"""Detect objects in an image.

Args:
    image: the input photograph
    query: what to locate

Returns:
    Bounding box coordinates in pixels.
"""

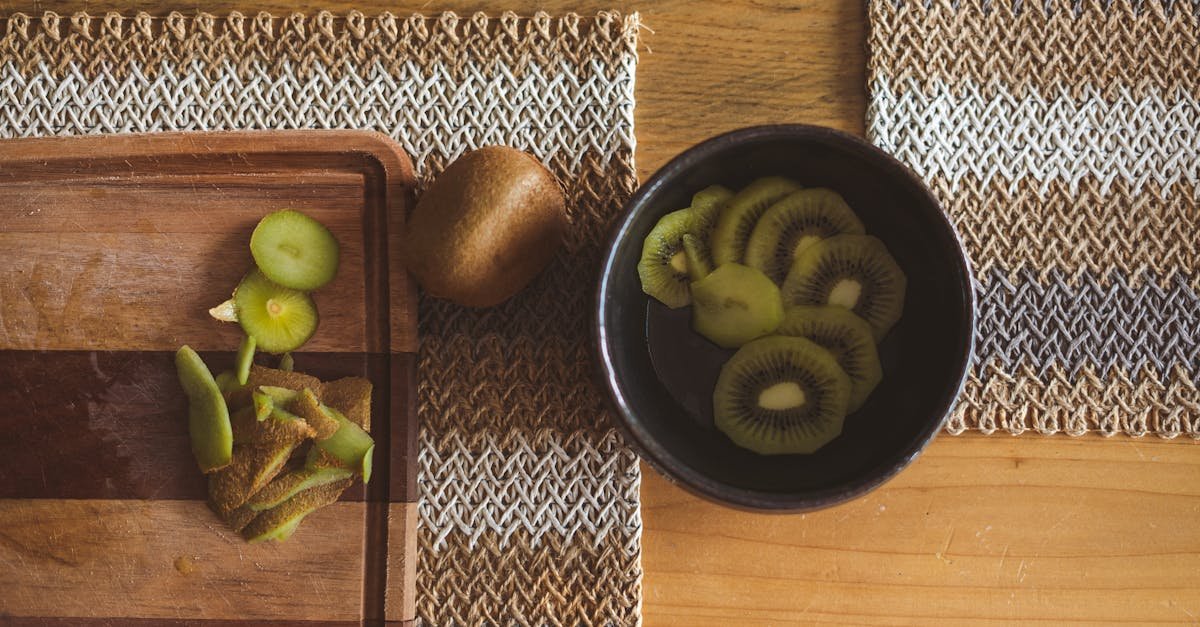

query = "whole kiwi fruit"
[402,146,568,307]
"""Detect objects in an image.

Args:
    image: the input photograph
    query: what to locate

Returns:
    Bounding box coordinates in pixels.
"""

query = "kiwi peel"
[241,478,354,543]
[320,377,373,431]
[288,388,341,439]
[245,466,354,512]
[175,346,233,473]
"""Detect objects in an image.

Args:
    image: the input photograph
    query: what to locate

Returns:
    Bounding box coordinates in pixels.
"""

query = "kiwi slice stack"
[637,178,907,455]
[211,208,341,356]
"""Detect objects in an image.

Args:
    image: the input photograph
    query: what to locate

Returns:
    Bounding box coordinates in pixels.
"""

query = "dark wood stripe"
[0,349,405,501]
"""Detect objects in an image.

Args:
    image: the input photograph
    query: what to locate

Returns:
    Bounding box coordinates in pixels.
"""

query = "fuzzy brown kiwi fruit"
[402,146,567,307]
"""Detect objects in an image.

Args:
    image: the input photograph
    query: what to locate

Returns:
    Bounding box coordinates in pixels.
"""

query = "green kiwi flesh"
[234,270,319,354]
[685,185,734,271]
[744,188,865,285]
[781,235,907,341]
[680,233,711,282]
[690,263,784,349]
[235,335,256,385]
[250,209,340,291]
[175,346,233,473]
[713,335,851,455]
[776,306,882,412]
[710,177,802,266]
[309,406,375,480]
[638,209,693,308]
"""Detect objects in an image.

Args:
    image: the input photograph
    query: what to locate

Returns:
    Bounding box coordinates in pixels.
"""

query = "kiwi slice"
[250,209,340,291]
[690,263,784,349]
[777,306,882,412]
[714,335,851,455]
[233,270,319,354]
[711,177,802,266]
[241,478,353,543]
[175,346,233,473]
[235,335,256,385]
[681,234,711,282]
[782,235,907,341]
[685,185,734,271]
[638,209,693,308]
[744,188,865,285]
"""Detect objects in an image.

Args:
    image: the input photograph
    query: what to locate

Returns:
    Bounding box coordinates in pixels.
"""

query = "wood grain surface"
[2,2,1198,625]
[0,131,419,625]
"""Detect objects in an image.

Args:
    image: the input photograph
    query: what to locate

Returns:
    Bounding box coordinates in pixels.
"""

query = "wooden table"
[8,1,1199,623]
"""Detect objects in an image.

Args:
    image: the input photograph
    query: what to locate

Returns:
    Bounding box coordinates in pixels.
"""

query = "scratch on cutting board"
[935,527,955,565]
[1016,559,1029,583]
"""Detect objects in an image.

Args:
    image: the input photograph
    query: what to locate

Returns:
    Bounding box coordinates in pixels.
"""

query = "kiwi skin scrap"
[288,388,341,440]
[241,478,354,543]
[320,377,373,431]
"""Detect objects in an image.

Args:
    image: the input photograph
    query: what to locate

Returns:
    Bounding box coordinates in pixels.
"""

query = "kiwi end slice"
[777,306,883,412]
[638,208,693,308]
[175,346,233,473]
[782,235,907,341]
[241,478,353,543]
[250,209,341,291]
[685,185,734,270]
[246,466,354,512]
[744,188,866,285]
[235,335,256,385]
[710,177,802,266]
[233,270,319,355]
[690,263,784,349]
[714,335,851,455]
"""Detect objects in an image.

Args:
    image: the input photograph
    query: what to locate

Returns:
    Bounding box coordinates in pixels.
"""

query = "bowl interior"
[598,126,974,509]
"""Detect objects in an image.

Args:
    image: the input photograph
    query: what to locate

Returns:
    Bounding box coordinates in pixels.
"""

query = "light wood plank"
[0,499,366,621]
[642,434,1200,625]
[385,503,418,623]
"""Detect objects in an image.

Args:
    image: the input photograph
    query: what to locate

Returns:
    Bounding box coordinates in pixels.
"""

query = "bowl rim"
[594,123,977,512]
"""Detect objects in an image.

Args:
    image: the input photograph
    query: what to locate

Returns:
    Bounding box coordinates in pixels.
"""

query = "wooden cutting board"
[0,131,419,626]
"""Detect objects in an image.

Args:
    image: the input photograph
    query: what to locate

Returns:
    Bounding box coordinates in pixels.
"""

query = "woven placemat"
[868,0,1200,438]
[0,11,643,625]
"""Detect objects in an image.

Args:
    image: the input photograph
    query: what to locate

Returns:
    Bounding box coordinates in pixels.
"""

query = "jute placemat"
[0,11,643,624]
[868,0,1200,438]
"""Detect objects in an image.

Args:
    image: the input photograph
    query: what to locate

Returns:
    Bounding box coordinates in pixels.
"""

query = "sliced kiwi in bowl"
[637,208,693,308]
[710,176,801,266]
[714,335,852,455]
[744,188,865,285]
[777,305,882,412]
[782,234,907,341]
[690,263,784,349]
[684,185,734,271]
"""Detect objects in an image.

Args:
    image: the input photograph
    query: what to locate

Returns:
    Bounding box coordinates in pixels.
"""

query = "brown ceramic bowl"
[594,124,975,511]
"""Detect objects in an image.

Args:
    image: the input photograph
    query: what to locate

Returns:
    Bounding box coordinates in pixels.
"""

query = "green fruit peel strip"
[235,335,256,385]
[175,346,233,473]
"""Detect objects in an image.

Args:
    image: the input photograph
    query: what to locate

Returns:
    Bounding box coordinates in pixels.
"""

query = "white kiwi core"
[758,382,807,411]
[827,279,863,309]
[669,251,688,274]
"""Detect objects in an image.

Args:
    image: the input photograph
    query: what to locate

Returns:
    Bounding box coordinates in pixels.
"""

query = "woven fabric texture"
[0,11,643,624]
[868,0,1200,438]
